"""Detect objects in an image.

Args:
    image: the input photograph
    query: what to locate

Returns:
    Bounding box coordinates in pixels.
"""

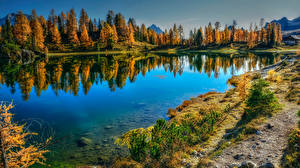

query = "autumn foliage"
[0,102,51,168]
[0,8,286,55]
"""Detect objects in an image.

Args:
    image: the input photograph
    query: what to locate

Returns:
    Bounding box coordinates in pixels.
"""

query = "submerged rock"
[104,125,113,129]
[77,137,93,147]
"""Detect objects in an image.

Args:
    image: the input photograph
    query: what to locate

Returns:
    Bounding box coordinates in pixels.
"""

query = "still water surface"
[0,52,281,166]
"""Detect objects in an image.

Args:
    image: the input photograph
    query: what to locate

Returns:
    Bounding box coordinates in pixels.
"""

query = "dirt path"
[213,103,299,167]
[212,58,300,168]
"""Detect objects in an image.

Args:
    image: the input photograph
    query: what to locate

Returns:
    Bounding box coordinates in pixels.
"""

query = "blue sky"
[1,0,300,34]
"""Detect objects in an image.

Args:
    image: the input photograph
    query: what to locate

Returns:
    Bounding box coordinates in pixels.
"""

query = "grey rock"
[233,154,244,160]
[258,163,275,168]
[266,124,274,129]
[256,130,262,135]
[239,161,257,168]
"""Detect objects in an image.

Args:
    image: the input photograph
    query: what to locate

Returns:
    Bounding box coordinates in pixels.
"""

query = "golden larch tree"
[99,23,113,46]
[51,24,61,45]
[112,24,119,43]
[0,103,51,168]
[128,23,135,45]
[13,11,32,45]
[80,24,91,48]
[30,10,46,51]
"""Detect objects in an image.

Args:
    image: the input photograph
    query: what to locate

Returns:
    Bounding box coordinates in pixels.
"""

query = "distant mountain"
[267,16,300,31]
[149,24,163,34]
[0,13,30,25]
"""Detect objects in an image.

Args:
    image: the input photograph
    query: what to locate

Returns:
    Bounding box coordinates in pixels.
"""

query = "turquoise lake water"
[0,52,281,166]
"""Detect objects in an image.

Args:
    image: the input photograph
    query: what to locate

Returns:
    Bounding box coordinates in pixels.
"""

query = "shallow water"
[0,52,281,166]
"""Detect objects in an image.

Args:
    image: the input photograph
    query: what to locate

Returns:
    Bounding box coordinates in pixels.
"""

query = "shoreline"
[112,53,299,168]
[46,46,299,57]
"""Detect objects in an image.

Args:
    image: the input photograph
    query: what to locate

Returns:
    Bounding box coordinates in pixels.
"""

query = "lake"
[0,52,281,166]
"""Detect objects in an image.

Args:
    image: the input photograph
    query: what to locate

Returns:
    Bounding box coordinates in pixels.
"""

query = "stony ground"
[213,102,299,168]
[213,56,300,168]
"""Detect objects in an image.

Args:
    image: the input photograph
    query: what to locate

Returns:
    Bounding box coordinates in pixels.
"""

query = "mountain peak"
[0,13,30,25]
[149,24,163,34]
[267,16,300,31]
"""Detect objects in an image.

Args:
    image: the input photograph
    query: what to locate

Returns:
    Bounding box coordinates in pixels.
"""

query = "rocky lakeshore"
[110,54,299,168]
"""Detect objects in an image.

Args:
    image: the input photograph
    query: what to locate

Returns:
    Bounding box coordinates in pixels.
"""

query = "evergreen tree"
[39,16,47,40]
[178,25,184,45]
[269,23,277,47]
[173,24,179,45]
[195,28,204,46]
[114,13,127,41]
[169,28,174,46]
[79,8,89,32]
[141,24,148,42]
[2,19,14,43]
[231,20,237,42]
[260,18,265,28]
[67,9,79,44]
[224,25,231,44]
[106,10,115,26]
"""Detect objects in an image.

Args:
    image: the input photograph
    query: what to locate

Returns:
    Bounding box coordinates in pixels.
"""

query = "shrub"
[129,131,148,162]
[243,79,280,122]
[0,42,21,56]
[116,108,223,165]
[267,70,282,83]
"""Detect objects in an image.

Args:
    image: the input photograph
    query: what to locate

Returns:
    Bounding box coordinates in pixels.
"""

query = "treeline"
[188,21,282,49]
[0,9,283,55]
[0,9,183,54]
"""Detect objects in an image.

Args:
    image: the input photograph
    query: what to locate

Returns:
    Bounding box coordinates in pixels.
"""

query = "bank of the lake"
[112,54,299,168]
[46,45,299,57]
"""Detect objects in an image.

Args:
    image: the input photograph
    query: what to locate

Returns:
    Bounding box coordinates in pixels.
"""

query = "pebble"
[233,154,244,160]
[256,130,262,135]
[266,124,273,129]
[260,139,266,143]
